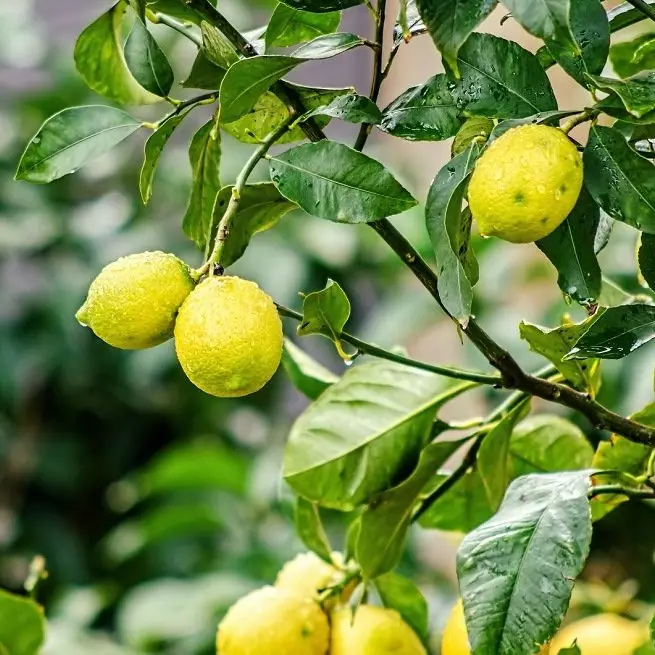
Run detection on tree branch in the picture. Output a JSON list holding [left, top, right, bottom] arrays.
[[589, 485, 655, 500], [624, 0, 655, 22]]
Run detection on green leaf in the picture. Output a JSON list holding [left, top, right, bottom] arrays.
[[74, 2, 159, 104], [301, 93, 383, 125], [124, 17, 174, 97], [0, 590, 45, 655], [458, 208, 480, 285], [651, 611, 655, 648], [200, 21, 239, 69], [584, 125, 655, 234], [295, 497, 333, 562], [182, 120, 221, 251], [589, 72, 655, 119], [414, 0, 498, 76], [452, 117, 494, 156], [219, 33, 365, 123], [128, 0, 147, 20], [282, 338, 339, 400], [536, 187, 602, 306], [356, 438, 467, 578], [425, 144, 480, 323], [594, 93, 655, 124], [477, 399, 531, 511], [375, 572, 429, 643], [283, 361, 471, 510], [490, 110, 579, 141], [595, 212, 614, 254], [454, 33, 558, 118], [146, 0, 208, 23], [266, 4, 341, 49], [210, 182, 297, 267], [183, 52, 225, 89], [269, 141, 417, 223], [15, 105, 141, 184], [598, 276, 636, 306], [393, 0, 426, 47], [610, 33, 655, 79], [139, 111, 188, 204], [639, 233, 655, 290], [503, 0, 576, 52], [457, 471, 593, 655], [279, 0, 362, 10], [380, 74, 462, 141], [557, 645, 581, 655]]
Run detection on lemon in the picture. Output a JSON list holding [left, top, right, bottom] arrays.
[[330, 605, 426, 655], [468, 124, 583, 243], [276, 552, 343, 601], [76, 251, 194, 350], [217, 586, 329, 655], [174, 275, 283, 398], [549, 614, 647, 654]]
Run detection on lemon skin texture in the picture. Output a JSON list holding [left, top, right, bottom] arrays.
[[174, 276, 283, 398], [468, 124, 583, 243], [76, 251, 195, 350], [549, 614, 647, 655], [330, 605, 426, 655], [276, 552, 342, 601], [217, 586, 329, 655]]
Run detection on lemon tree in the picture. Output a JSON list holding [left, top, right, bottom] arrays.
[[12, 0, 655, 653]]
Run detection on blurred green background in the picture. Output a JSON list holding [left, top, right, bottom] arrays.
[[1, 1, 654, 653]]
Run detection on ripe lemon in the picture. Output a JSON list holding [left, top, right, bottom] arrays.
[[76, 251, 194, 350], [217, 586, 329, 655], [468, 124, 583, 243], [331, 605, 426, 655], [549, 614, 647, 654], [174, 275, 283, 398], [276, 552, 343, 601]]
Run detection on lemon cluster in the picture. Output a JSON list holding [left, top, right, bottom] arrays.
[[217, 551, 427, 655], [76, 252, 283, 398]]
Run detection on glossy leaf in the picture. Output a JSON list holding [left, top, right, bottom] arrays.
[[610, 33, 655, 78], [415, 0, 498, 76], [393, 0, 425, 47], [295, 497, 332, 562], [182, 120, 221, 251], [380, 74, 462, 141], [124, 18, 174, 97], [282, 339, 339, 400], [584, 125, 655, 234], [210, 182, 297, 267], [536, 188, 602, 305], [266, 4, 341, 49], [639, 233, 655, 289], [375, 572, 429, 643], [589, 72, 655, 118], [279, 0, 362, 10], [425, 144, 480, 323], [219, 33, 364, 123], [301, 93, 382, 124], [269, 141, 417, 223], [0, 590, 45, 655], [457, 471, 593, 655], [16, 106, 141, 184], [504, 0, 575, 44]]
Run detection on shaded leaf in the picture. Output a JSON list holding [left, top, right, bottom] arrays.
[[393, 0, 426, 47], [200, 21, 239, 69], [183, 52, 225, 89], [266, 4, 341, 49], [146, 0, 208, 23], [279, 0, 362, 10], [282, 338, 339, 400], [375, 572, 429, 643], [503, 0, 576, 49], [639, 233, 655, 289], [301, 93, 382, 124], [0, 590, 45, 655], [16, 105, 141, 184], [557, 645, 582, 655], [295, 497, 332, 562], [589, 72, 655, 118], [452, 117, 494, 156], [610, 32, 655, 78]]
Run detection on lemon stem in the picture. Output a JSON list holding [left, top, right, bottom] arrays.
[[589, 485, 655, 500], [561, 109, 599, 135]]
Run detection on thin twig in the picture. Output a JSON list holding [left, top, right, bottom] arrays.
[[589, 485, 655, 500], [151, 12, 203, 47], [560, 108, 599, 134]]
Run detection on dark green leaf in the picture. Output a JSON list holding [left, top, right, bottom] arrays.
[[279, 0, 362, 10], [452, 117, 494, 156], [210, 182, 297, 267], [567, 304, 655, 359], [295, 497, 333, 562], [490, 110, 578, 141], [283, 361, 471, 510], [74, 1, 159, 104], [610, 32, 655, 78], [124, 18, 174, 97], [200, 21, 239, 69], [457, 471, 593, 655], [15, 105, 141, 184], [589, 72, 655, 118], [608, 0, 655, 33], [301, 93, 383, 124], [425, 144, 480, 323], [557, 645, 581, 655], [454, 34, 558, 118], [146, 0, 207, 23], [282, 338, 339, 400], [415, 0, 498, 76], [594, 94, 655, 124], [219, 33, 364, 123], [356, 438, 466, 578], [503, 0, 576, 49], [182, 120, 221, 251], [183, 52, 225, 89], [639, 233, 655, 289], [536, 188, 602, 305], [458, 208, 480, 285], [0, 590, 45, 655], [651, 611, 655, 648], [393, 0, 426, 47], [380, 74, 462, 141], [269, 141, 417, 223], [584, 125, 655, 233], [375, 572, 429, 643], [266, 4, 341, 49]]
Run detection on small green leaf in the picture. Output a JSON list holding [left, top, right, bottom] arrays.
[[639, 233, 655, 289], [182, 120, 221, 251], [301, 93, 382, 125], [266, 4, 341, 49], [279, 0, 362, 10], [452, 117, 494, 156], [536, 187, 602, 306], [380, 74, 462, 141], [16, 105, 141, 184], [393, 0, 426, 47], [124, 18, 174, 97], [282, 338, 339, 400], [557, 644, 582, 655], [457, 471, 593, 655], [210, 182, 297, 267], [269, 141, 417, 223], [566, 304, 655, 359], [0, 590, 45, 655], [503, 0, 576, 52], [415, 0, 498, 76], [183, 52, 225, 90], [295, 497, 333, 562], [375, 572, 429, 643], [589, 72, 655, 118], [610, 32, 655, 78], [219, 33, 365, 123], [200, 21, 239, 69]]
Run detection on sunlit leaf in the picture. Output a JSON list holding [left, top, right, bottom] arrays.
[[610, 32, 655, 78], [266, 4, 341, 49], [282, 339, 339, 400], [452, 117, 494, 156], [0, 590, 45, 655]]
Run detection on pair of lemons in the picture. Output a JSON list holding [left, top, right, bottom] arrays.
[[75, 251, 283, 398]]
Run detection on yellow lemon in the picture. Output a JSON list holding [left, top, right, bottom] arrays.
[[468, 124, 583, 243], [217, 586, 329, 655], [330, 605, 426, 655], [76, 251, 194, 350], [174, 275, 283, 398], [549, 614, 648, 654], [276, 552, 344, 601]]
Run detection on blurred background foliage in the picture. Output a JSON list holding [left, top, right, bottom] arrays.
[[1, 1, 655, 653]]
